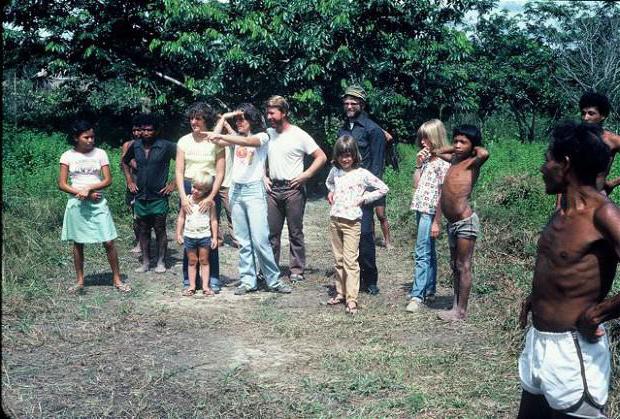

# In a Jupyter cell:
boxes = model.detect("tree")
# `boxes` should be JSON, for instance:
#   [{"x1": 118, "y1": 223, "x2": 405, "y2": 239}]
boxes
[{"x1": 524, "y1": 1, "x2": 620, "y2": 119}]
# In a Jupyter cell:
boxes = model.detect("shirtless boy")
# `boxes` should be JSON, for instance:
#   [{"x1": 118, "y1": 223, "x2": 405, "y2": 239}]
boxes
[
  {"x1": 432, "y1": 125, "x2": 489, "y2": 321},
  {"x1": 579, "y1": 92, "x2": 620, "y2": 195},
  {"x1": 518, "y1": 122, "x2": 620, "y2": 419}
]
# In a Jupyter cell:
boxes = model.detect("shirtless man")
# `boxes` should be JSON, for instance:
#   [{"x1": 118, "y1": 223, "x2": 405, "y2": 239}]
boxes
[
  {"x1": 518, "y1": 122, "x2": 620, "y2": 419},
  {"x1": 432, "y1": 125, "x2": 489, "y2": 321},
  {"x1": 579, "y1": 92, "x2": 620, "y2": 195}
]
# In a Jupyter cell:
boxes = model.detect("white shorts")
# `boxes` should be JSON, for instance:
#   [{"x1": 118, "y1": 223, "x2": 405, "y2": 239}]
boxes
[{"x1": 519, "y1": 326, "x2": 610, "y2": 418}]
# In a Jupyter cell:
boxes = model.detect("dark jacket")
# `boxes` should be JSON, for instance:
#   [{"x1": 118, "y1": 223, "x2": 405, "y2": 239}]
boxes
[{"x1": 338, "y1": 111, "x2": 386, "y2": 178}]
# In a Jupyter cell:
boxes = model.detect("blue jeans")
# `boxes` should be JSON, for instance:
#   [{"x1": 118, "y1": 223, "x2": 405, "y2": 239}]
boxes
[
  {"x1": 230, "y1": 181, "x2": 281, "y2": 289},
  {"x1": 182, "y1": 180, "x2": 220, "y2": 290},
  {"x1": 410, "y1": 211, "x2": 437, "y2": 300}
]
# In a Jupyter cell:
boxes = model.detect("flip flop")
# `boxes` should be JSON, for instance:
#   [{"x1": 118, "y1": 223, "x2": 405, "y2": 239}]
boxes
[
  {"x1": 115, "y1": 283, "x2": 131, "y2": 293},
  {"x1": 182, "y1": 288, "x2": 196, "y2": 297},
  {"x1": 345, "y1": 301, "x2": 358, "y2": 314},
  {"x1": 327, "y1": 295, "x2": 345, "y2": 305}
]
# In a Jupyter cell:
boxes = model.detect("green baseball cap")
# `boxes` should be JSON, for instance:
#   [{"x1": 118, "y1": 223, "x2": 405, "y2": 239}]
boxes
[{"x1": 342, "y1": 85, "x2": 367, "y2": 102}]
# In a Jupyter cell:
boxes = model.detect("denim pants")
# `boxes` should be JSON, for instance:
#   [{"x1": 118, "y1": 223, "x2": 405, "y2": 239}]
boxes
[
  {"x1": 267, "y1": 181, "x2": 306, "y2": 275},
  {"x1": 231, "y1": 181, "x2": 281, "y2": 289},
  {"x1": 182, "y1": 179, "x2": 220, "y2": 289},
  {"x1": 359, "y1": 204, "x2": 378, "y2": 289},
  {"x1": 410, "y1": 211, "x2": 437, "y2": 300}
]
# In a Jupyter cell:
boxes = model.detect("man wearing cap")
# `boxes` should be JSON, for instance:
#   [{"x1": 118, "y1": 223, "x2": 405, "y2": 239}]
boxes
[
  {"x1": 338, "y1": 85, "x2": 387, "y2": 295},
  {"x1": 265, "y1": 95, "x2": 328, "y2": 282}
]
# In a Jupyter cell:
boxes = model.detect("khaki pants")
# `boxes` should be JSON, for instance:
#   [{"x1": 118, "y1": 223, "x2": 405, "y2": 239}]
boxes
[{"x1": 329, "y1": 217, "x2": 361, "y2": 303}]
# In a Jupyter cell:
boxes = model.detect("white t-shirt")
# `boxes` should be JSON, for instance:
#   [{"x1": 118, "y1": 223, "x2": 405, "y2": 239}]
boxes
[
  {"x1": 267, "y1": 125, "x2": 319, "y2": 180},
  {"x1": 183, "y1": 198, "x2": 212, "y2": 239},
  {"x1": 221, "y1": 145, "x2": 234, "y2": 188},
  {"x1": 59, "y1": 148, "x2": 109, "y2": 190},
  {"x1": 232, "y1": 132, "x2": 269, "y2": 184}
]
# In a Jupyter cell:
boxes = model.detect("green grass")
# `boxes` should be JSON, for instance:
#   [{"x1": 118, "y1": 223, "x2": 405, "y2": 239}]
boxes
[{"x1": 2, "y1": 125, "x2": 620, "y2": 417}]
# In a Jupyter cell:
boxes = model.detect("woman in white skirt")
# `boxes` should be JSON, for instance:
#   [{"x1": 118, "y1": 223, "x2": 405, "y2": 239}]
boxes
[{"x1": 58, "y1": 120, "x2": 130, "y2": 293}]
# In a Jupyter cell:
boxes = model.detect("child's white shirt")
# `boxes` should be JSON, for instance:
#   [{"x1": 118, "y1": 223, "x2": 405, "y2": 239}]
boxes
[
  {"x1": 183, "y1": 197, "x2": 213, "y2": 239},
  {"x1": 326, "y1": 167, "x2": 389, "y2": 220}
]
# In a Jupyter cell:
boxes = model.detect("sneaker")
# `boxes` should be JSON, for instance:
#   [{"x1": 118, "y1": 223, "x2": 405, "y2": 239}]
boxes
[
  {"x1": 269, "y1": 283, "x2": 292, "y2": 294},
  {"x1": 426, "y1": 294, "x2": 436, "y2": 303},
  {"x1": 406, "y1": 298, "x2": 423, "y2": 312},
  {"x1": 289, "y1": 273, "x2": 304, "y2": 283},
  {"x1": 234, "y1": 285, "x2": 255, "y2": 296}
]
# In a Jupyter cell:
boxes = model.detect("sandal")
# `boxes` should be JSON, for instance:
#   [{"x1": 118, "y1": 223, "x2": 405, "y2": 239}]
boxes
[
  {"x1": 345, "y1": 301, "x2": 358, "y2": 314},
  {"x1": 115, "y1": 283, "x2": 131, "y2": 293},
  {"x1": 202, "y1": 288, "x2": 215, "y2": 296},
  {"x1": 327, "y1": 295, "x2": 345, "y2": 305},
  {"x1": 182, "y1": 288, "x2": 196, "y2": 297}
]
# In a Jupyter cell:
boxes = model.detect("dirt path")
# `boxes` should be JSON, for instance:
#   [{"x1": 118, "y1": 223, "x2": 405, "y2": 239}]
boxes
[{"x1": 2, "y1": 199, "x2": 519, "y2": 418}]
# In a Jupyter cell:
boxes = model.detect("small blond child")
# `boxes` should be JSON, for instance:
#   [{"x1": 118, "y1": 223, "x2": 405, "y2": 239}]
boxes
[
  {"x1": 176, "y1": 172, "x2": 218, "y2": 296},
  {"x1": 326, "y1": 135, "x2": 389, "y2": 314},
  {"x1": 406, "y1": 119, "x2": 451, "y2": 312}
]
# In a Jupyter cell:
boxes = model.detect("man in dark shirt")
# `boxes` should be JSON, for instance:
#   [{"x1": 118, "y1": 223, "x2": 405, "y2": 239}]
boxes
[
  {"x1": 122, "y1": 114, "x2": 176, "y2": 273},
  {"x1": 337, "y1": 85, "x2": 386, "y2": 294}
]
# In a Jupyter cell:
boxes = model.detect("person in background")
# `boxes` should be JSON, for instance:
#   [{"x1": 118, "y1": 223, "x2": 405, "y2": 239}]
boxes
[
  {"x1": 58, "y1": 120, "x2": 130, "y2": 293},
  {"x1": 326, "y1": 135, "x2": 388, "y2": 314},
  {"x1": 122, "y1": 114, "x2": 176, "y2": 273},
  {"x1": 176, "y1": 173, "x2": 218, "y2": 297},
  {"x1": 175, "y1": 102, "x2": 225, "y2": 293},
  {"x1": 208, "y1": 104, "x2": 292, "y2": 295},
  {"x1": 264, "y1": 95, "x2": 327, "y2": 283},
  {"x1": 120, "y1": 117, "x2": 142, "y2": 254},
  {"x1": 433, "y1": 125, "x2": 489, "y2": 321},
  {"x1": 406, "y1": 119, "x2": 450, "y2": 312},
  {"x1": 338, "y1": 84, "x2": 386, "y2": 295}
]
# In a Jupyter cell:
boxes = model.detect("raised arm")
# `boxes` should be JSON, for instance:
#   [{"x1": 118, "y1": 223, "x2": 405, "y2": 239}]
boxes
[
  {"x1": 471, "y1": 146, "x2": 490, "y2": 167},
  {"x1": 432, "y1": 146, "x2": 455, "y2": 162}
]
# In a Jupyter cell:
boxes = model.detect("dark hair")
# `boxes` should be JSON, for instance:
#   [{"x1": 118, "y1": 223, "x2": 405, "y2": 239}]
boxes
[
  {"x1": 453, "y1": 124, "x2": 482, "y2": 148},
  {"x1": 579, "y1": 92, "x2": 610, "y2": 118},
  {"x1": 69, "y1": 120, "x2": 94, "y2": 145},
  {"x1": 132, "y1": 113, "x2": 159, "y2": 129},
  {"x1": 332, "y1": 135, "x2": 361, "y2": 169},
  {"x1": 237, "y1": 103, "x2": 266, "y2": 133},
  {"x1": 549, "y1": 121, "x2": 610, "y2": 185},
  {"x1": 185, "y1": 102, "x2": 218, "y2": 127}
]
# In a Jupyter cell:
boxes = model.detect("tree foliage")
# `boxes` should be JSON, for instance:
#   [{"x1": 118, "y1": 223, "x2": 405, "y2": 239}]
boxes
[{"x1": 3, "y1": 1, "x2": 619, "y2": 144}]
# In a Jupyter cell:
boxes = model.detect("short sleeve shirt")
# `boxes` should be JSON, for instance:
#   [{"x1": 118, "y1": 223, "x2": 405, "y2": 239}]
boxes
[
  {"x1": 60, "y1": 148, "x2": 109, "y2": 190},
  {"x1": 410, "y1": 158, "x2": 450, "y2": 214},
  {"x1": 177, "y1": 133, "x2": 224, "y2": 180},
  {"x1": 232, "y1": 132, "x2": 270, "y2": 184},
  {"x1": 122, "y1": 139, "x2": 176, "y2": 200},
  {"x1": 267, "y1": 125, "x2": 319, "y2": 180}
]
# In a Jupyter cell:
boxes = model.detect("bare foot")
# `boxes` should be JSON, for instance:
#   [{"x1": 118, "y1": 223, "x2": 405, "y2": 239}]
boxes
[
  {"x1": 134, "y1": 265, "x2": 149, "y2": 273},
  {"x1": 114, "y1": 282, "x2": 131, "y2": 293},
  {"x1": 154, "y1": 264, "x2": 166, "y2": 273},
  {"x1": 437, "y1": 309, "x2": 466, "y2": 322},
  {"x1": 384, "y1": 242, "x2": 393, "y2": 250},
  {"x1": 203, "y1": 288, "x2": 215, "y2": 296},
  {"x1": 68, "y1": 284, "x2": 85, "y2": 294},
  {"x1": 130, "y1": 245, "x2": 142, "y2": 254}
]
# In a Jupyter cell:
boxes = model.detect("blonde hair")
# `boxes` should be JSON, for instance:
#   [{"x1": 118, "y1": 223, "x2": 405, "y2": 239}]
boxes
[
  {"x1": 265, "y1": 95, "x2": 289, "y2": 114},
  {"x1": 192, "y1": 172, "x2": 214, "y2": 194},
  {"x1": 416, "y1": 119, "x2": 448, "y2": 150}
]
